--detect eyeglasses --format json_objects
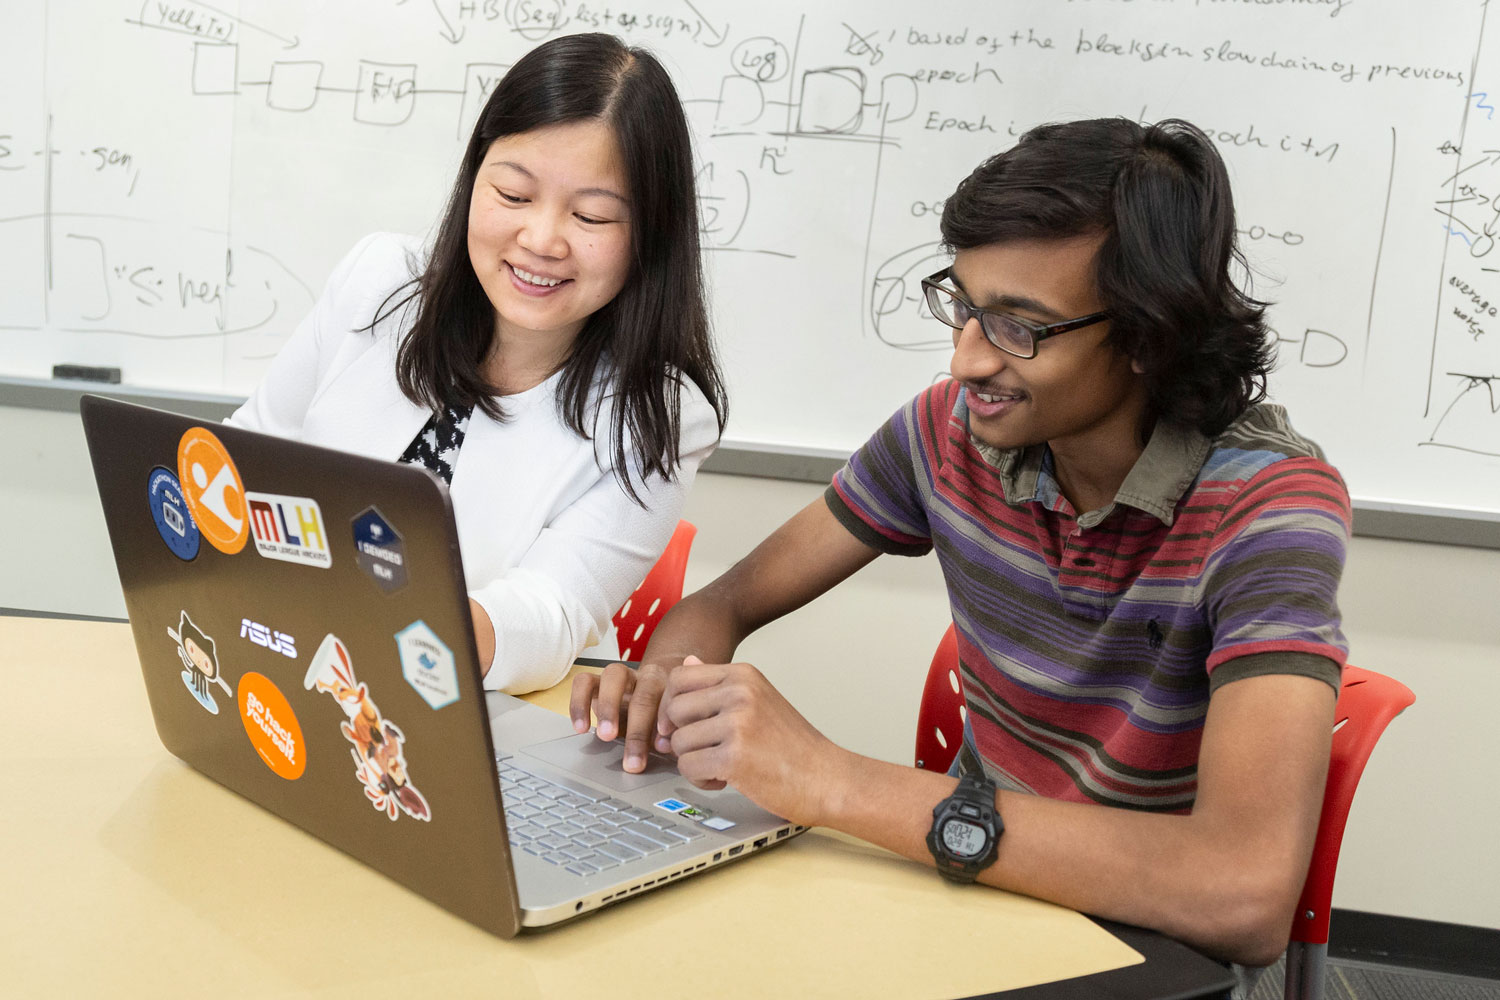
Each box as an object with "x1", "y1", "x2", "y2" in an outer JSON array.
[{"x1": 920, "y1": 267, "x2": 1111, "y2": 359}]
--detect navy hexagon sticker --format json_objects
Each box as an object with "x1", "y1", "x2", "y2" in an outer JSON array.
[{"x1": 352, "y1": 506, "x2": 407, "y2": 592}]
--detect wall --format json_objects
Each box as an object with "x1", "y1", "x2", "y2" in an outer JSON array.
[{"x1": 5, "y1": 402, "x2": 1497, "y2": 929}]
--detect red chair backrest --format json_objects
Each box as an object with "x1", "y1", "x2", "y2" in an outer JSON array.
[
  {"x1": 915, "y1": 623, "x2": 964, "y2": 773},
  {"x1": 612, "y1": 520, "x2": 697, "y2": 662},
  {"x1": 913, "y1": 629, "x2": 1416, "y2": 950},
  {"x1": 1292, "y1": 663, "x2": 1414, "y2": 945}
]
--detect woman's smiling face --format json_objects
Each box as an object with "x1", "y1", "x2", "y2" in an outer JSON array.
[{"x1": 467, "y1": 119, "x2": 633, "y2": 353}]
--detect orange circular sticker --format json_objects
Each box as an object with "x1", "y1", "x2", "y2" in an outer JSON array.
[
  {"x1": 238, "y1": 672, "x2": 307, "y2": 780},
  {"x1": 177, "y1": 426, "x2": 248, "y2": 555}
]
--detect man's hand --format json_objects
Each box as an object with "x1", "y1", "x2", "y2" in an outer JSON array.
[
  {"x1": 658, "y1": 656, "x2": 849, "y2": 827},
  {"x1": 569, "y1": 660, "x2": 680, "y2": 772},
  {"x1": 573, "y1": 496, "x2": 881, "y2": 773}
]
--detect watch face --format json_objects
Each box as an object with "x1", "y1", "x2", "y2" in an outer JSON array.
[{"x1": 941, "y1": 818, "x2": 987, "y2": 858}]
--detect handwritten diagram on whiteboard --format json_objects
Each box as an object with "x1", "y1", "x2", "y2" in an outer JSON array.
[{"x1": 0, "y1": 0, "x2": 1497, "y2": 513}]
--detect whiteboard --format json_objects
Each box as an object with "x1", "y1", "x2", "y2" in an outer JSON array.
[{"x1": 2, "y1": 0, "x2": 1498, "y2": 517}]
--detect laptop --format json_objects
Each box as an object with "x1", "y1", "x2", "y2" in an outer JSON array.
[{"x1": 81, "y1": 394, "x2": 803, "y2": 937}]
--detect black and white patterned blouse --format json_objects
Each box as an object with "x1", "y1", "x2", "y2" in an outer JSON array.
[{"x1": 398, "y1": 403, "x2": 474, "y2": 485}]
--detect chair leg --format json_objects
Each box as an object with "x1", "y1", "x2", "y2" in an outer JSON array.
[{"x1": 1283, "y1": 940, "x2": 1327, "y2": 1000}]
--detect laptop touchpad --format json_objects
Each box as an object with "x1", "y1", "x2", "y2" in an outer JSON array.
[{"x1": 520, "y1": 732, "x2": 679, "y2": 792}]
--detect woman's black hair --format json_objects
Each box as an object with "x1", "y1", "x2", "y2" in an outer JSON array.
[
  {"x1": 939, "y1": 117, "x2": 1273, "y2": 438},
  {"x1": 380, "y1": 32, "x2": 725, "y2": 502}
]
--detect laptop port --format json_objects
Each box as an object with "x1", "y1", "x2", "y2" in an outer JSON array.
[
  {"x1": 727, "y1": 844, "x2": 744, "y2": 856},
  {"x1": 753, "y1": 837, "x2": 768, "y2": 849},
  {"x1": 776, "y1": 828, "x2": 789, "y2": 840}
]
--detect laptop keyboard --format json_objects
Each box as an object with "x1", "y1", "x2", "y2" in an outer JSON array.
[{"x1": 497, "y1": 757, "x2": 706, "y2": 878}]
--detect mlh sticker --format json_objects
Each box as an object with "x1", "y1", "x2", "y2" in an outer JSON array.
[{"x1": 246, "y1": 492, "x2": 332, "y2": 569}]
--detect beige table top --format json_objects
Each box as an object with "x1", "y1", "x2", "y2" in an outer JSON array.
[{"x1": 2, "y1": 615, "x2": 1141, "y2": 998}]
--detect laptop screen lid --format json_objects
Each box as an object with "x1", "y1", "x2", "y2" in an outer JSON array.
[{"x1": 81, "y1": 395, "x2": 525, "y2": 937}]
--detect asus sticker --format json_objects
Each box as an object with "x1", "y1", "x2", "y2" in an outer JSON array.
[{"x1": 241, "y1": 618, "x2": 298, "y2": 659}]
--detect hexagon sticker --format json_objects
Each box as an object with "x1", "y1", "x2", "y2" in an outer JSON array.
[
  {"x1": 396, "y1": 620, "x2": 458, "y2": 710},
  {"x1": 353, "y1": 506, "x2": 407, "y2": 592}
]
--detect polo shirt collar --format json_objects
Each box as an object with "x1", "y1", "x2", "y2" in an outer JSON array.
[
  {"x1": 971, "y1": 419, "x2": 1211, "y2": 526},
  {"x1": 1113, "y1": 420, "x2": 1211, "y2": 525}
]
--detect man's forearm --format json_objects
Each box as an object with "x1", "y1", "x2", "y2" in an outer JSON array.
[
  {"x1": 639, "y1": 585, "x2": 749, "y2": 667},
  {"x1": 816, "y1": 673, "x2": 1333, "y2": 967},
  {"x1": 819, "y1": 752, "x2": 1296, "y2": 967},
  {"x1": 651, "y1": 660, "x2": 1319, "y2": 967}
]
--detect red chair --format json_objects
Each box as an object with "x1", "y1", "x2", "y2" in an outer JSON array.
[
  {"x1": 912, "y1": 625, "x2": 1415, "y2": 1000},
  {"x1": 1283, "y1": 664, "x2": 1414, "y2": 1000},
  {"x1": 914, "y1": 623, "x2": 964, "y2": 773},
  {"x1": 612, "y1": 520, "x2": 697, "y2": 661}
]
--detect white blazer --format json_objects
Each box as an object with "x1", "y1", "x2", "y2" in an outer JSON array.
[{"x1": 229, "y1": 233, "x2": 720, "y2": 693}]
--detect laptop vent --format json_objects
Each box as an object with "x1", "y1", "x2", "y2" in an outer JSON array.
[
  {"x1": 598, "y1": 863, "x2": 710, "y2": 905},
  {"x1": 597, "y1": 830, "x2": 805, "y2": 904}
]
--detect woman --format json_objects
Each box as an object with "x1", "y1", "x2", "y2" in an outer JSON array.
[{"x1": 229, "y1": 33, "x2": 726, "y2": 693}]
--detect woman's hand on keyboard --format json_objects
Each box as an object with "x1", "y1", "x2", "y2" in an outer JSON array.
[{"x1": 569, "y1": 658, "x2": 680, "y2": 773}]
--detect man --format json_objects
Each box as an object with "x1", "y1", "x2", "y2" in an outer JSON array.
[{"x1": 570, "y1": 118, "x2": 1348, "y2": 976}]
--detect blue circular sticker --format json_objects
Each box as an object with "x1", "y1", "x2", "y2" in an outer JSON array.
[{"x1": 148, "y1": 467, "x2": 201, "y2": 561}]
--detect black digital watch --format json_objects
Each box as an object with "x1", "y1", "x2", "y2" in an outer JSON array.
[{"x1": 925, "y1": 772, "x2": 1002, "y2": 883}]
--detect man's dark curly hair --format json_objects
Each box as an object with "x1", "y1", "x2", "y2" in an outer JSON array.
[{"x1": 939, "y1": 117, "x2": 1273, "y2": 438}]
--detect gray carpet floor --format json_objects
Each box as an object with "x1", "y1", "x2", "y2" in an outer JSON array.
[{"x1": 1248, "y1": 956, "x2": 1500, "y2": 999}]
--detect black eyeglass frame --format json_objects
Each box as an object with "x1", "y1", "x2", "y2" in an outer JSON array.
[{"x1": 920, "y1": 267, "x2": 1112, "y2": 359}]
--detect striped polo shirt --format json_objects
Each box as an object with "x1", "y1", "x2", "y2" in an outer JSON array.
[{"x1": 827, "y1": 380, "x2": 1350, "y2": 813}]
